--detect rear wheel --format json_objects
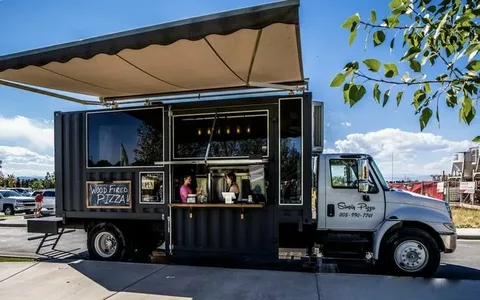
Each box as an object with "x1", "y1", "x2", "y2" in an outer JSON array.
[
  {"x1": 87, "y1": 223, "x2": 131, "y2": 261},
  {"x1": 382, "y1": 228, "x2": 440, "y2": 277},
  {"x1": 3, "y1": 205, "x2": 14, "y2": 216}
]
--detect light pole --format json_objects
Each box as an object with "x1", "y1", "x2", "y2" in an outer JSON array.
[{"x1": 391, "y1": 152, "x2": 394, "y2": 182}]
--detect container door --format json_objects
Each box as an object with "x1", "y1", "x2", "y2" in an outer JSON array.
[{"x1": 325, "y1": 157, "x2": 385, "y2": 230}]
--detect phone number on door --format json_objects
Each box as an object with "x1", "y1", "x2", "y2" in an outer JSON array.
[{"x1": 338, "y1": 212, "x2": 374, "y2": 218}]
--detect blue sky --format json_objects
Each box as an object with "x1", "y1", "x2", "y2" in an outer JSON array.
[{"x1": 0, "y1": 0, "x2": 477, "y2": 178}]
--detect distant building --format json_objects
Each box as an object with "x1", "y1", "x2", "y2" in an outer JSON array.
[{"x1": 451, "y1": 146, "x2": 480, "y2": 181}]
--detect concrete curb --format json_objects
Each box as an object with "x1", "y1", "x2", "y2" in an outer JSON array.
[
  {"x1": 0, "y1": 220, "x2": 27, "y2": 228},
  {"x1": 457, "y1": 235, "x2": 480, "y2": 240}
]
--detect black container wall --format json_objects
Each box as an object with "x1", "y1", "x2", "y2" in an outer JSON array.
[
  {"x1": 54, "y1": 111, "x2": 167, "y2": 220},
  {"x1": 171, "y1": 205, "x2": 276, "y2": 258}
]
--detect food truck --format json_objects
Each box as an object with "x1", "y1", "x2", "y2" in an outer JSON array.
[{"x1": 0, "y1": 0, "x2": 456, "y2": 277}]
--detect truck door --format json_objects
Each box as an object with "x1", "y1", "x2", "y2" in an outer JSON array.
[{"x1": 324, "y1": 157, "x2": 385, "y2": 231}]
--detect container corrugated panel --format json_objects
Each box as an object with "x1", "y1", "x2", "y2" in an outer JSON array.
[
  {"x1": 171, "y1": 206, "x2": 277, "y2": 257},
  {"x1": 55, "y1": 111, "x2": 165, "y2": 218}
]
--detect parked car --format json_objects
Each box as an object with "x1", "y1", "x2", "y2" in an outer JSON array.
[
  {"x1": 30, "y1": 189, "x2": 56, "y2": 216},
  {"x1": 0, "y1": 189, "x2": 36, "y2": 215},
  {"x1": 7, "y1": 187, "x2": 32, "y2": 196}
]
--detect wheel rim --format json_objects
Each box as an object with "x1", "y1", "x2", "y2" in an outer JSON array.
[
  {"x1": 394, "y1": 240, "x2": 429, "y2": 272},
  {"x1": 94, "y1": 232, "x2": 117, "y2": 258},
  {"x1": 5, "y1": 207, "x2": 12, "y2": 215}
]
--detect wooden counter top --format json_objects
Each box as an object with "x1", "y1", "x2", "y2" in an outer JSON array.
[{"x1": 168, "y1": 203, "x2": 264, "y2": 208}]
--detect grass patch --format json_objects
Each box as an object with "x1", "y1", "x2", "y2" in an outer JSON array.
[
  {"x1": 0, "y1": 214, "x2": 19, "y2": 218},
  {"x1": 452, "y1": 207, "x2": 480, "y2": 228},
  {"x1": 0, "y1": 256, "x2": 34, "y2": 263}
]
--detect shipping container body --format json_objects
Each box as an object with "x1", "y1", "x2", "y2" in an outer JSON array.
[{"x1": 54, "y1": 92, "x2": 323, "y2": 259}]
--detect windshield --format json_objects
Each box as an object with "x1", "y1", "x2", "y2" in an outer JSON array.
[
  {"x1": 0, "y1": 190, "x2": 21, "y2": 197},
  {"x1": 369, "y1": 157, "x2": 390, "y2": 191}
]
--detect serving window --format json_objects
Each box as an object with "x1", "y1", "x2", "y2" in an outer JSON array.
[
  {"x1": 87, "y1": 107, "x2": 164, "y2": 167},
  {"x1": 173, "y1": 111, "x2": 268, "y2": 159}
]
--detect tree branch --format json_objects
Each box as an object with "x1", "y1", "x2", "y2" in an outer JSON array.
[
  {"x1": 354, "y1": 72, "x2": 464, "y2": 85},
  {"x1": 359, "y1": 21, "x2": 425, "y2": 30}
]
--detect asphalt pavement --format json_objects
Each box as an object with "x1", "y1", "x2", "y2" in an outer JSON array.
[{"x1": 0, "y1": 226, "x2": 479, "y2": 280}]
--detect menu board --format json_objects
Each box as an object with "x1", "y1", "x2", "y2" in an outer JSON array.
[{"x1": 86, "y1": 180, "x2": 132, "y2": 209}]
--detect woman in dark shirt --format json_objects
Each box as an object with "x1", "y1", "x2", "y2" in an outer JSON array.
[{"x1": 225, "y1": 171, "x2": 240, "y2": 200}]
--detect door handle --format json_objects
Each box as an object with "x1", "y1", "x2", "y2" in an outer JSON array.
[{"x1": 327, "y1": 204, "x2": 335, "y2": 217}]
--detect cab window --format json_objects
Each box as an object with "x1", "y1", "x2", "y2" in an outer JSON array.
[{"x1": 330, "y1": 159, "x2": 358, "y2": 188}]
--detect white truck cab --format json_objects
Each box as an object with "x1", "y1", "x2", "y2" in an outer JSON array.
[{"x1": 315, "y1": 153, "x2": 456, "y2": 277}]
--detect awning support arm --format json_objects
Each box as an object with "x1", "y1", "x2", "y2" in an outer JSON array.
[
  {"x1": 0, "y1": 79, "x2": 104, "y2": 106},
  {"x1": 247, "y1": 81, "x2": 305, "y2": 92}
]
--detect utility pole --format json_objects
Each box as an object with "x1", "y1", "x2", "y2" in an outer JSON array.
[{"x1": 391, "y1": 152, "x2": 394, "y2": 182}]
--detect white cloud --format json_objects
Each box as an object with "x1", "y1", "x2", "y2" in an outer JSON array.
[
  {"x1": 341, "y1": 121, "x2": 352, "y2": 127},
  {"x1": 0, "y1": 115, "x2": 54, "y2": 151},
  {"x1": 0, "y1": 115, "x2": 55, "y2": 176},
  {"x1": 326, "y1": 128, "x2": 474, "y2": 177},
  {"x1": 0, "y1": 146, "x2": 54, "y2": 177}
]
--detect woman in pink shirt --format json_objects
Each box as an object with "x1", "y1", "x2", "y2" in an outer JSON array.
[{"x1": 180, "y1": 175, "x2": 202, "y2": 203}]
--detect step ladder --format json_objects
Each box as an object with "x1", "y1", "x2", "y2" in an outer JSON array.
[{"x1": 27, "y1": 228, "x2": 76, "y2": 256}]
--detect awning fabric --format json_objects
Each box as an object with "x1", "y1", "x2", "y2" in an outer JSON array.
[{"x1": 0, "y1": 0, "x2": 303, "y2": 102}]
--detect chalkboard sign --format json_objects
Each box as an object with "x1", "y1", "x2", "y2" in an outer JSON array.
[{"x1": 86, "y1": 180, "x2": 132, "y2": 209}]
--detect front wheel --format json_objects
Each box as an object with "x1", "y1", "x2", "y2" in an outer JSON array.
[
  {"x1": 3, "y1": 205, "x2": 14, "y2": 216},
  {"x1": 383, "y1": 228, "x2": 440, "y2": 277}
]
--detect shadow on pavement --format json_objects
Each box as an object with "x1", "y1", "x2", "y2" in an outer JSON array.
[
  {"x1": 435, "y1": 264, "x2": 480, "y2": 280},
  {"x1": 64, "y1": 259, "x2": 318, "y2": 299},
  {"x1": 335, "y1": 261, "x2": 480, "y2": 280}
]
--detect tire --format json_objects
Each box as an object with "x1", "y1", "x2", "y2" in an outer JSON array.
[
  {"x1": 87, "y1": 223, "x2": 131, "y2": 261},
  {"x1": 382, "y1": 228, "x2": 440, "y2": 277},
  {"x1": 3, "y1": 205, "x2": 14, "y2": 216}
]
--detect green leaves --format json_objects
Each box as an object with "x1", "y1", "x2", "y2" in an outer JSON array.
[
  {"x1": 388, "y1": 0, "x2": 402, "y2": 9},
  {"x1": 460, "y1": 96, "x2": 476, "y2": 125},
  {"x1": 341, "y1": 13, "x2": 360, "y2": 30},
  {"x1": 423, "y1": 82, "x2": 431, "y2": 93},
  {"x1": 446, "y1": 90, "x2": 457, "y2": 108},
  {"x1": 333, "y1": 0, "x2": 480, "y2": 136},
  {"x1": 383, "y1": 89, "x2": 390, "y2": 107},
  {"x1": 370, "y1": 10, "x2": 377, "y2": 23},
  {"x1": 396, "y1": 91, "x2": 403, "y2": 107},
  {"x1": 342, "y1": 84, "x2": 366, "y2": 107},
  {"x1": 330, "y1": 73, "x2": 346, "y2": 87},
  {"x1": 466, "y1": 60, "x2": 480, "y2": 71},
  {"x1": 373, "y1": 31, "x2": 386, "y2": 46},
  {"x1": 413, "y1": 89, "x2": 427, "y2": 109},
  {"x1": 349, "y1": 30, "x2": 358, "y2": 45},
  {"x1": 409, "y1": 60, "x2": 422, "y2": 72},
  {"x1": 401, "y1": 47, "x2": 421, "y2": 61},
  {"x1": 362, "y1": 59, "x2": 381, "y2": 72},
  {"x1": 373, "y1": 83, "x2": 381, "y2": 103},
  {"x1": 420, "y1": 107, "x2": 433, "y2": 131},
  {"x1": 473, "y1": 136, "x2": 480, "y2": 143},
  {"x1": 384, "y1": 63, "x2": 399, "y2": 78}
]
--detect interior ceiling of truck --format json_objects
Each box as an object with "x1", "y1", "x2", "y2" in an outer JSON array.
[{"x1": 0, "y1": 0, "x2": 304, "y2": 103}]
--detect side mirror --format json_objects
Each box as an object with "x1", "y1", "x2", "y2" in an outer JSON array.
[{"x1": 358, "y1": 157, "x2": 369, "y2": 193}]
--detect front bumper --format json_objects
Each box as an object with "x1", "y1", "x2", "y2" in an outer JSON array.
[
  {"x1": 15, "y1": 205, "x2": 35, "y2": 212},
  {"x1": 440, "y1": 233, "x2": 457, "y2": 253}
]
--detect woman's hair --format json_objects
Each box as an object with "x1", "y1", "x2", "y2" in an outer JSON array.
[
  {"x1": 226, "y1": 171, "x2": 236, "y2": 183},
  {"x1": 183, "y1": 174, "x2": 191, "y2": 183}
]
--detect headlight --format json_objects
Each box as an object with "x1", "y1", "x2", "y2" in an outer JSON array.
[
  {"x1": 444, "y1": 201, "x2": 452, "y2": 219},
  {"x1": 14, "y1": 200, "x2": 19, "y2": 206}
]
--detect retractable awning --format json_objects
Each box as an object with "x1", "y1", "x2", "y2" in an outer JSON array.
[{"x1": 0, "y1": 0, "x2": 304, "y2": 104}]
